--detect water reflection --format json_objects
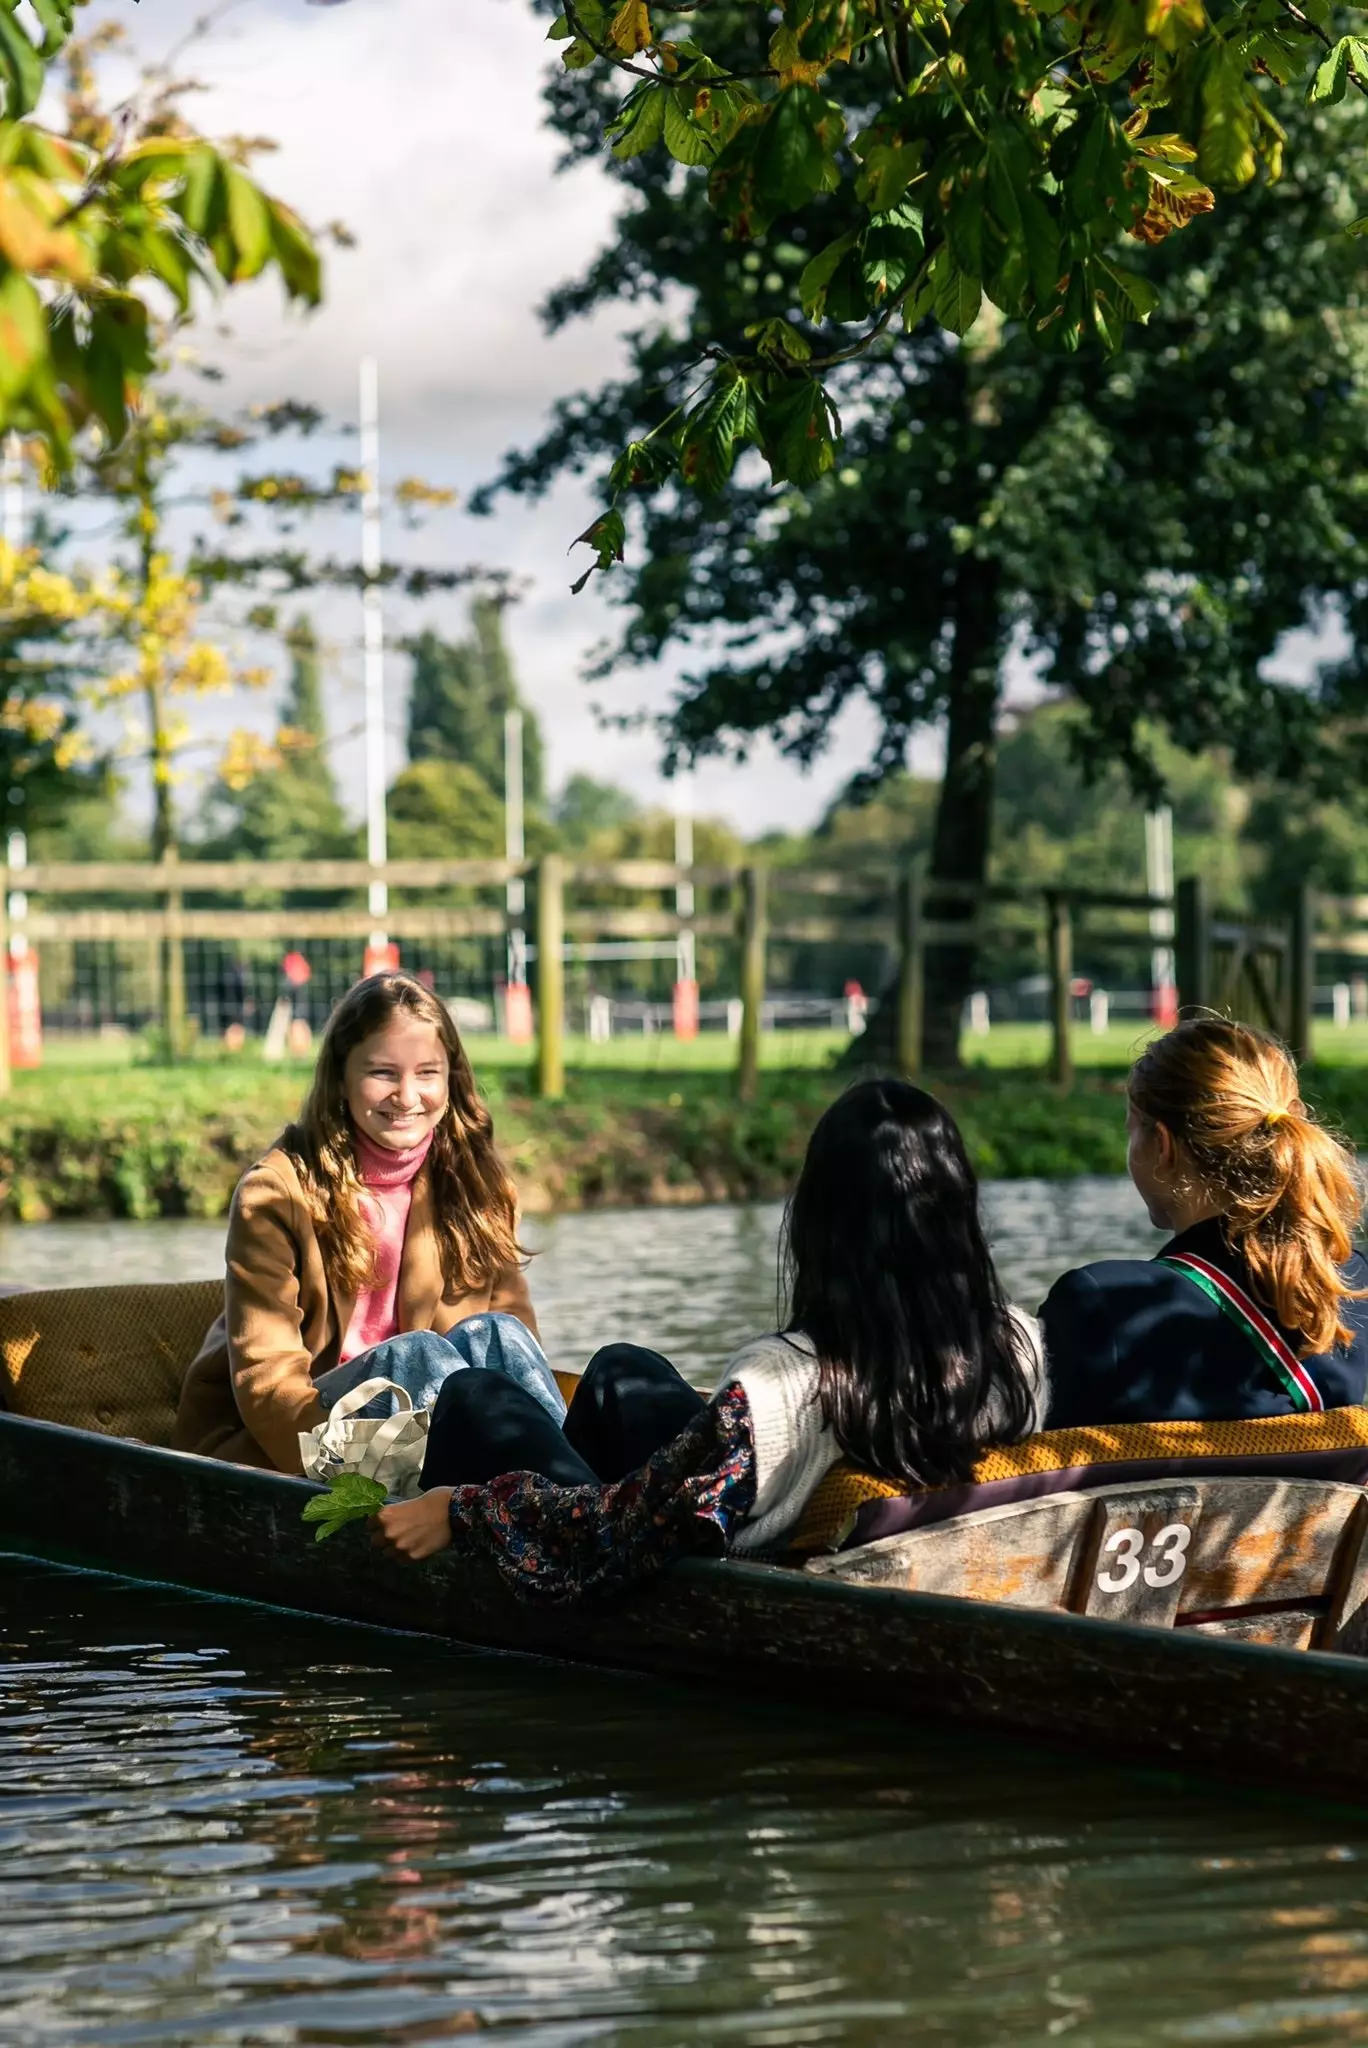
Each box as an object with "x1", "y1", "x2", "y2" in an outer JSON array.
[
  {"x1": 0, "y1": 1177, "x2": 1159, "y2": 1385},
  {"x1": 2, "y1": 1562, "x2": 1365, "y2": 2045}
]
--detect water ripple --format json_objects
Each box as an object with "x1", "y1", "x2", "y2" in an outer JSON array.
[{"x1": 3, "y1": 1562, "x2": 1367, "y2": 2046}]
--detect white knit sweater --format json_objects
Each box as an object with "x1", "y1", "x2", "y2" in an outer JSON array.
[{"x1": 721, "y1": 1309, "x2": 1045, "y2": 1556}]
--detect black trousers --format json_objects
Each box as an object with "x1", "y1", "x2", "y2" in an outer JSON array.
[{"x1": 419, "y1": 1343, "x2": 707, "y2": 1491}]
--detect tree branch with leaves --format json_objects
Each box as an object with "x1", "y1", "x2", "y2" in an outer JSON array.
[
  {"x1": 528, "y1": 0, "x2": 1368, "y2": 583},
  {"x1": 0, "y1": 3, "x2": 322, "y2": 460}
]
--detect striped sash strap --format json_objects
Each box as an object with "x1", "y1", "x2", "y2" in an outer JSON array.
[{"x1": 1157, "y1": 1252, "x2": 1325, "y2": 1415}]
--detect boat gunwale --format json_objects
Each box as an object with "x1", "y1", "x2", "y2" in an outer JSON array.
[
  {"x1": 5, "y1": 1405, "x2": 1368, "y2": 1671},
  {"x1": 10, "y1": 1402, "x2": 1368, "y2": 1807}
]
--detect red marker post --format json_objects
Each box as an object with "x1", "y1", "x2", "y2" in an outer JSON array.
[
  {"x1": 7, "y1": 944, "x2": 40, "y2": 1069},
  {"x1": 504, "y1": 981, "x2": 533, "y2": 1044},
  {"x1": 363, "y1": 941, "x2": 399, "y2": 978}
]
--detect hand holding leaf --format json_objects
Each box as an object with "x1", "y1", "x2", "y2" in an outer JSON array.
[{"x1": 301, "y1": 1472, "x2": 389, "y2": 1543}]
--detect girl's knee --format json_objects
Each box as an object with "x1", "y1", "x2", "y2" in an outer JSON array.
[
  {"x1": 388, "y1": 1328, "x2": 456, "y2": 1366},
  {"x1": 582, "y1": 1343, "x2": 643, "y2": 1387},
  {"x1": 430, "y1": 1364, "x2": 517, "y2": 1425},
  {"x1": 581, "y1": 1343, "x2": 670, "y2": 1398}
]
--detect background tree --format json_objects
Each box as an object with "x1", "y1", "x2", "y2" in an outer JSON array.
[
  {"x1": 489, "y1": 76, "x2": 1368, "y2": 1059},
  {"x1": 495, "y1": 0, "x2": 1368, "y2": 557},
  {"x1": 46, "y1": 354, "x2": 466, "y2": 861},
  {"x1": 552, "y1": 772, "x2": 639, "y2": 846},
  {"x1": 405, "y1": 597, "x2": 545, "y2": 807},
  {"x1": 194, "y1": 615, "x2": 350, "y2": 862},
  {"x1": 385, "y1": 759, "x2": 509, "y2": 864},
  {"x1": 0, "y1": 530, "x2": 110, "y2": 849}
]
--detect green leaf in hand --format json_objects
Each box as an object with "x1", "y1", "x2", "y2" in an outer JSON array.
[{"x1": 301, "y1": 1473, "x2": 389, "y2": 1543}]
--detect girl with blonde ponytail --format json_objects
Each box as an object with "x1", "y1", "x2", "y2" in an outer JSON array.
[{"x1": 1040, "y1": 1017, "x2": 1368, "y2": 1426}]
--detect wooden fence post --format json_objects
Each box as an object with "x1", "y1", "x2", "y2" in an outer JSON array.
[
  {"x1": 535, "y1": 853, "x2": 565, "y2": 1100},
  {"x1": 737, "y1": 865, "x2": 767, "y2": 1102},
  {"x1": 1047, "y1": 891, "x2": 1074, "y2": 1088},
  {"x1": 0, "y1": 862, "x2": 10, "y2": 1098},
  {"x1": 1175, "y1": 875, "x2": 1211, "y2": 1018},
  {"x1": 163, "y1": 846, "x2": 186, "y2": 1062},
  {"x1": 895, "y1": 858, "x2": 926, "y2": 1075},
  {"x1": 1290, "y1": 882, "x2": 1315, "y2": 1065}
]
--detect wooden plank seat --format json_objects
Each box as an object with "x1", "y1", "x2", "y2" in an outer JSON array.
[
  {"x1": 805, "y1": 1475, "x2": 1368, "y2": 1653},
  {"x1": 796, "y1": 1411, "x2": 1368, "y2": 1647}
]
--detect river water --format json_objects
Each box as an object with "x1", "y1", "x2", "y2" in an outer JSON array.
[
  {"x1": 6, "y1": 1185, "x2": 1368, "y2": 2045},
  {"x1": 0, "y1": 1178, "x2": 1160, "y2": 1386}
]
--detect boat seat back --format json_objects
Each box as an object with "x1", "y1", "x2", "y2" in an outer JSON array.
[
  {"x1": 0, "y1": 1279, "x2": 222, "y2": 1446},
  {"x1": 0, "y1": 1277, "x2": 582, "y2": 1445},
  {"x1": 806, "y1": 1469, "x2": 1368, "y2": 1653},
  {"x1": 800, "y1": 1409, "x2": 1368, "y2": 1651}
]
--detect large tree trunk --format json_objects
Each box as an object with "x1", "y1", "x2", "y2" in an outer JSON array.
[
  {"x1": 844, "y1": 556, "x2": 1003, "y2": 1074},
  {"x1": 922, "y1": 556, "x2": 1003, "y2": 1067}
]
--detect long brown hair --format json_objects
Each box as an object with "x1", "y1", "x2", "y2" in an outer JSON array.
[
  {"x1": 1129, "y1": 1016, "x2": 1365, "y2": 1355},
  {"x1": 289, "y1": 972, "x2": 522, "y2": 1298}
]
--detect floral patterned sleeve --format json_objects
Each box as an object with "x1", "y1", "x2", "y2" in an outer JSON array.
[{"x1": 445, "y1": 1384, "x2": 757, "y2": 1606}]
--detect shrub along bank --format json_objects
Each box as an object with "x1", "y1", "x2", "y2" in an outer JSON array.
[{"x1": 4, "y1": 1056, "x2": 1368, "y2": 1223}]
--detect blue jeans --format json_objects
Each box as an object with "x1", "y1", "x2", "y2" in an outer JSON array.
[{"x1": 314, "y1": 1313, "x2": 566, "y2": 1425}]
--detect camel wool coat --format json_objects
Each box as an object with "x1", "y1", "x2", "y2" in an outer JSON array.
[{"x1": 174, "y1": 1136, "x2": 538, "y2": 1473}]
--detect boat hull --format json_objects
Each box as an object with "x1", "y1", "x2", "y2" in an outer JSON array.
[{"x1": 6, "y1": 1409, "x2": 1368, "y2": 1797}]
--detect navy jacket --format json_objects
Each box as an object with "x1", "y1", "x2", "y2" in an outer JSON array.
[{"x1": 1038, "y1": 1217, "x2": 1368, "y2": 1429}]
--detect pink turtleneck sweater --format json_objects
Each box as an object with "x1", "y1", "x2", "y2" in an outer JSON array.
[{"x1": 339, "y1": 1130, "x2": 435, "y2": 1363}]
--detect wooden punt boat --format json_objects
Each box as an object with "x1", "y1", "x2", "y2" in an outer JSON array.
[{"x1": 8, "y1": 1278, "x2": 1368, "y2": 1798}]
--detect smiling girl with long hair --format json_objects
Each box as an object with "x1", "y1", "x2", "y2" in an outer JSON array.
[{"x1": 176, "y1": 971, "x2": 559, "y2": 1473}]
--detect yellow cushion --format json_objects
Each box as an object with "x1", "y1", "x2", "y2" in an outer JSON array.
[
  {"x1": 0, "y1": 1279, "x2": 223, "y2": 1445},
  {"x1": 791, "y1": 1407, "x2": 1368, "y2": 1554}
]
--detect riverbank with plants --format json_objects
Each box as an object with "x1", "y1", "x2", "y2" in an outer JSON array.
[{"x1": 5, "y1": 1044, "x2": 1368, "y2": 1224}]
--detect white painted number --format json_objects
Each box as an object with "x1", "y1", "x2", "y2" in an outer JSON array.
[
  {"x1": 1143, "y1": 1522, "x2": 1192, "y2": 1588},
  {"x1": 1095, "y1": 1522, "x2": 1192, "y2": 1595},
  {"x1": 1096, "y1": 1527, "x2": 1145, "y2": 1592}
]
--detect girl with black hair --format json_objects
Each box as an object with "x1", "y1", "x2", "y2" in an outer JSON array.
[{"x1": 372, "y1": 1078, "x2": 1043, "y2": 1601}]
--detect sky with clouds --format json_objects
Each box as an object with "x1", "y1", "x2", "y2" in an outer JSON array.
[{"x1": 77, "y1": 0, "x2": 900, "y2": 837}]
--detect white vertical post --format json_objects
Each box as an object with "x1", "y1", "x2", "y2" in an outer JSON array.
[
  {"x1": 504, "y1": 708, "x2": 526, "y2": 987},
  {"x1": 673, "y1": 782, "x2": 697, "y2": 1039},
  {"x1": 674, "y1": 803, "x2": 695, "y2": 986},
  {"x1": 359, "y1": 356, "x2": 387, "y2": 948},
  {"x1": 3, "y1": 428, "x2": 22, "y2": 1046},
  {"x1": 2, "y1": 434, "x2": 22, "y2": 553},
  {"x1": 6, "y1": 828, "x2": 26, "y2": 962},
  {"x1": 1145, "y1": 805, "x2": 1175, "y2": 1018},
  {"x1": 3, "y1": 448, "x2": 23, "y2": 1063}
]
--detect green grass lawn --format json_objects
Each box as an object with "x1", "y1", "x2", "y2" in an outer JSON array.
[
  {"x1": 961, "y1": 1020, "x2": 1158, "y2": 1070},
  {"x1": 26, "y1": 1013, "x2": 1368, "y2": 1106},
  {"x1": 29, "y1": 1026, "x2": 849, "y2": 1082},
  {"x1": 10, "y1": 1014, "x2": 1368, "y2": 1222}
]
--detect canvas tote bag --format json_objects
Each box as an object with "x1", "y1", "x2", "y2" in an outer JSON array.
[{"x1": 299, "y1": 1377, "x2": 430, "y2": 1500}]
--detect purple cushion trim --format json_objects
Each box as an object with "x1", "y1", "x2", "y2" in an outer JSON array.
[{"x1": 844, "y1": 1448, "x2": 1368, "y2": 1549}]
